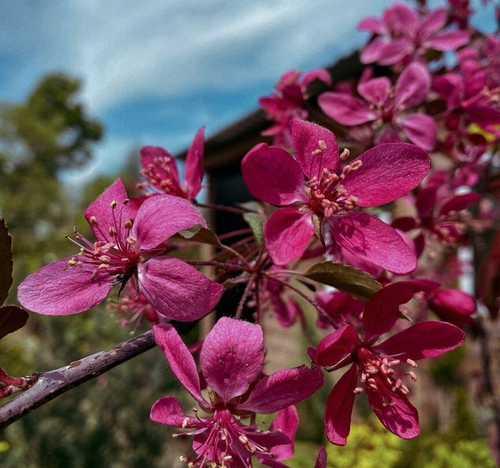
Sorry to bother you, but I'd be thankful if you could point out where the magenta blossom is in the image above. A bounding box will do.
[261,270,304,328]
[151,317,323,467]
[428,287,476,328]
[260,69,331,145]
[433,47,500,141]
[18,179,222,321]
[111,279,159,326]
[359,4,470,66]
[393,186,480,252]
[242,119,430,272]
[315,290,364,331]
[140,128,205,200]
[319,62,437,151]
[312,280,464,444]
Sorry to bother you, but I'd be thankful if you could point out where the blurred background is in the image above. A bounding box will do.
[0,0,498,466]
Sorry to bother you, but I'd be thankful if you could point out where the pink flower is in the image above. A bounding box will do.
[18,179,223,321]
[312,280,465,444]
[359,4,470,66]
[242,119,430,272]
[428,287,476,328]
[433,45,500,140]
[315,290,364,330]
[319,62,437,151]
[110,279,159,326]
[393,186,480,250]
[261,270,304,328]
[260,69,331,145]
[151,317,323,467]
[140,128,205,200]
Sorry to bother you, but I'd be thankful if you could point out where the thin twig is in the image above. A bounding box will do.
[0,330,155,428]
[195,201,256,215]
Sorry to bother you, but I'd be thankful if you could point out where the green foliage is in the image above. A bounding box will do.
[1,73,102,174]
[305,261,382,299]
[289,421,495,468]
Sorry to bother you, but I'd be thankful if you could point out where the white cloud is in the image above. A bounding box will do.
[1,0,393,113]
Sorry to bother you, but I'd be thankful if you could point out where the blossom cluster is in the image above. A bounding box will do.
[16,1,498,466]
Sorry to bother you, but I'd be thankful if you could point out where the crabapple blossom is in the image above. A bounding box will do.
[18,179,223,321]
[242,118,430,271]
[359,3,469,66]
[319,62,437,150]
[312,281,464,444]
[151,317,323,467]
[140,128,205,200]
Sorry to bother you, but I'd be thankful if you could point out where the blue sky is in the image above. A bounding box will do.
[0,0,495,184]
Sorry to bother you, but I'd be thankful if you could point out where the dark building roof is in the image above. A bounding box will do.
[177,52,364,173]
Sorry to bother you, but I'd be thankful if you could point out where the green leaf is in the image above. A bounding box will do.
[178,226,221,246]
[305,261,382,299]
[243,212,264,245]
[0,220,13,305]
[0,306,28,339]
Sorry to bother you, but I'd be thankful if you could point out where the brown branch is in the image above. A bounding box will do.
[0,330,155,429]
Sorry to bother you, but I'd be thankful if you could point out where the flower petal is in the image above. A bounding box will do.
[265,208,315,266]
[139,257,222,322]
[360,37,387,64]
[330,213,417,274]
[153,323,204,402]
[271,405,299,461]
[342,143,430,207]
[314,324,358,368]
[428,288,476,327]
[357,77,391,107]
[325,365,358,445]
[315,447,328,468]
[185,127,205,199]
[358,16,386,34]
[290,119,340,178]
[384,3,419,35]
[439,193,480,216]
[368,388,420,440]
[418,9,447,41]
[426,30,470,51]
[85,179,139,242]
[377,39,414,66]
[363,280,439,338]
[133,194,206,252]
[375,321,465,361]
[395,62,431,110]
[302,69,332,88]
[150,396,198,427]
[400,113,437,151]
[239,366,324,413]
[140,146,182,194]
[242,143,306,206]
[18,259,113,316]
[319,92,376,126]
[200,317,264,403]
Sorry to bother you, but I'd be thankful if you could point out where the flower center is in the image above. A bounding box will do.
[140,153,186,197]
[354,347,418,402]
[174,409,278,468]
[66,199,139,279]
[305,157,361,218]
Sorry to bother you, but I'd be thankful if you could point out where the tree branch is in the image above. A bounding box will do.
[0,330,154,429]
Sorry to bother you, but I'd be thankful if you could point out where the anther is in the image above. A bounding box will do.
[340,148,350,160]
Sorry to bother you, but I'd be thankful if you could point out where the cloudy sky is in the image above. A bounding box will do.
[0,0,495,183]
